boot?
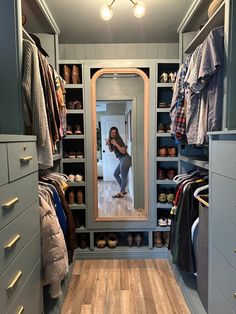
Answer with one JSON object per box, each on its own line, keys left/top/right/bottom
{"left": 154, "top": 231, "right": 163, "bottom": 247}
{"left": 134, "top": 233, "right": 142, "bottom": 247}
{"left": 63, "top": 65, "right": 71, "bottom": 84}
{"left": 127, "top": 234, "right": 133, "bottom": 247}
{"left": 68, "top": 189, "right": 75, "bottom": 205}
{"left": 77, "top": 190, "right": 83, "bottom": 205}
{"left": 163, "top": 231, "right": 170, "bottom": 247}
{"left": 71, "top": 65, "right": 80, "bottom": 84}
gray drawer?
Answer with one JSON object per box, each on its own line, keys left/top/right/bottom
{"left": 0, "top": 202, "right": 40, "bottom": 275}
{"left": 211, "top": 246, "right": 236, "bottom": 312}
{"left": 0, "top": 231, "right": 40, "bottom": 313}
{"left": 211, "top": 140, "right": 236, "bottom": 179}
{"left": 212, "top": 210, "right": 236, "bottom": 270}
{"left": 7, "top": 259, "right": 42, "bottom": 314}
{"left": 7, "top": 142, "right": 38, "bottom": 182}
{"left": 212, "top": 173, "right": 236, "bottom": 225}
{"left": 209, "top": 281, "right": 235, "bottom": 314}
{"left": 0, "top": 172, "right": 38, "bottom": 230}
{"left": 0, "top": 144, "right": 8, "bottom": 186}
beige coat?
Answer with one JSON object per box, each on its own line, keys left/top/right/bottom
{"left": 39, "top": 194, "right": 69, "bottom": 298}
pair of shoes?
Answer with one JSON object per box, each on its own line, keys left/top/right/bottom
{"left": 67, "top": 100, "right": 83, "bottom": 110}
{"left": 63, "top": 65, "right": 81, "bottom": 84}
{"left": 67, "top": 151, "right": 84, "bottom": 159}
{"left": 154, "top": 231, "right": 170, "bottom": 247}
{"left": 158, "top": 189, "right": 175, "bottom": 204}
{"left": 127, "top": 233, "right": 142, "bottom": 247}
{"left": 96, "top": 233, "right": 119, "bottom": 249}
{"left": 157, "top": 168, "right": 177, "bottom": 180}
{"left": 66, "top": 125, "right": 83, "bottom": 135}
{"left": 159, "top": 72, "right": 176, "bottom": 83}
{"left": 158, "top": 147, "right": 177, "bottom": 157}
{"left": 158, "top": 102, "right": 171, "bottom": 108}
{"left": 68, "top": 189, "right": 84, "bottom": 205}
{"left": 157, "top": 123, "right": 171, "bottom": 133}
{"left": 158, "top": 218, "right": 172, "bottom": 227}
{"left": 68, "top": 174, "right": 83, "bottom": 182}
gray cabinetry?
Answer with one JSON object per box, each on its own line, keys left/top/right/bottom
{"left": 0, "top": 135, "right": 42, "bottom": 314}
{"left": 209, "top": 132, "right": 236, "bottom": 314}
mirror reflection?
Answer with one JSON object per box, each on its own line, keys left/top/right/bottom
{"left": 95, "top": 73, "right": 145, "bottom": 219}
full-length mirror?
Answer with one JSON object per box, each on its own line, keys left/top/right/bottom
{"left": 91, "top": 68, "right": 149, "bottom": 221}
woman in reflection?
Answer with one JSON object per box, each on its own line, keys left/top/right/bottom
{"left": 106, "top": 126, "right": 131, "bottom": 198}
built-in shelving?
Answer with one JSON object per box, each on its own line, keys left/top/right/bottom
{"left": 62, "top": 158, "right": 85, "bottom": 163}
{"left": 179, "top": 156, "right": 209, "bottom": 170}
{"left": 156, "top": 157, "right": 179, "bottom": 162}
{"left": 185, "top": 1, "right": 225, "bottom": 53}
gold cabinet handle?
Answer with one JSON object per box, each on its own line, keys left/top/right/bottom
{"left": 2, "top": 197, "right": 19, "bottom": 208}
{"left": 16, "top": 305, "right": 24, "bottom": 314}
{"left": 20, "top": 156, "right": 33, "bottom": 162}
{"left": 7, "top": 270, "right": 22, "bottom": 290}
{"left": 4, "top": 234, "right": 21, "bottom": 249}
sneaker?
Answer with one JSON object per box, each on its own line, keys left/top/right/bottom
{"left": 68, "top": 151, "right": 76, "bottom": 159}
{"left": 75, "top": 174, "right": 83, "bottom": 182}
{"left": 66, "top": 125, "right": 73, "bottom": 135}
{"left": 76, "top": 151, "right": 84, "bottom": 158}
{"left": 74, "top": 125, "right": 82, "bottom": 135}
{"left": 166, "top": 190, "right": 175, "bottom": 204}
{"left": 158, "top": 191, "right": 167, "bottom": 203}
{"left": 157, "top": 123, "right": 166, "bottom": 133}
{"left": 167, "top": 218, "right": 172, "bottom": 226}
{"left": 68, "top": 174, "right": 75, "bottom": 182}
{"left": 158, "top": 218, "right": 168, "bottom": 227}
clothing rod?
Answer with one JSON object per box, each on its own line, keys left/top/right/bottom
{"left": 22, "top": 28, "right": 35, "bottom": 44}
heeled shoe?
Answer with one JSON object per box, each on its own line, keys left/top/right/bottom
{"left": 160, "top": 72, "right": 168, "bottom": 83}
{"left": 107, "top": 233, "right": 119, "bottom": 249}
{"left": 134, "top": 233, "right": 142, "bottom": 247}
{"left": 96, "top": 233, "right": 106, "bottom": 248}
{"left": 68, "top": 189, "right": 75, "bottom": 205}
{"left": 127, "top": 233, "right": 133, "bottom": 247}
{"left": 63, "top": 65, "right": 71, "bottom": 84}
{"left": 72, "top": 65, "right": 80, "bottom": 84}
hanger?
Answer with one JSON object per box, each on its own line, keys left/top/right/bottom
{"left": 194, "top": 184, "right": 209, "bottom": 207}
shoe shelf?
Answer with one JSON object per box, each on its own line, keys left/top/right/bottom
{"left": 157, "top": 83, "right": 175, "bottom": 88}
{"left": 68, "top": 181, "right": 86, "bottom": 187}
{"left": 156, "top": 108, "right": 170, "bottom": 113}
{"left": 66, "top": 109, "right": 84, "bottom": 114}
{"left": 156, "top": 226, "right": 171, "bottom": 232}
{"left": 156, "top": 179, "right": 176, "bottom": 185}
{"left": 69, "top": 203, "right": 86, "bottom": 210}
{"left": 63, "top": 135, "right": 85, "bottom": 139}
{"left": 156, "top": 157, "right": 179, "bottom": 161}
{"left": 179, "top": 156, "right": 209, "bottom": 170}
{"left": 65, "top": 84, "right": 83, "bottom": 89}
{"left": 156, "top": 133, "right": 171, "bottom": 137}
{"left": 62, "top": 158, "right": 85, "bottom": 163}
{"left": 156, "top": 203, "right": 173, "bottom": 209}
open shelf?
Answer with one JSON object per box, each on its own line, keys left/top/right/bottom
{"left": 185, "top": 1, "right": 225, "bottom": 53}
{"left": 156, "top": 108, "right": 170, "bottom": 112}
{"left": 157, "top": 83, "right": 175, "bottom": 88}
{"left": 179, "top": 156, "right": 209, "bottom": 170}
{"left": 156, "top": 226, "right": 171, "bottom": 232}
{"left": 65, "top": 84, "right": 83, "bottom": 89}
{"left": 67, "top": 181, "right": 86, "bottom": 187}
{"left": 156, "top": 179, "right": 177, "bottom": 185}
{"left": 62, "top": 158, "right": 85, "bottom": 163}
{"left": 63, "top": 135, "right": 85, "bottom": 139}
{"left": 156, "top": 203, "right": 173, "bottom": 209}
{"left": 67, "top": 109, "right": 84, "bottom": 114}
{"left": 156, "top": 157, "right": 179, "bottom": 162}
{"left": 156, "top": 133, "right": 171, "bottom": 137}
{"left": 69, "top": 203, "right": 86, "bottom": 210}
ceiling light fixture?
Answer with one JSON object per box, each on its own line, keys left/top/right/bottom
{"left": 100, "top": 0, "right": 146, "bottom": 21}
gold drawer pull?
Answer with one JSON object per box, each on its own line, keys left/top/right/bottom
{"left": 20, "top": 156, "right": 33, "bottom": 162}
{"left": 7, "top": 270, "right": 22, "bottom": 290}
{"left": 16, "top": 305, "right": 24, "bottom": 314}
{"left": 4, "top": 234, "right": 21, "bottom": 249}
{"left": 2, "top": 197, "right": 19, "bottom": 208}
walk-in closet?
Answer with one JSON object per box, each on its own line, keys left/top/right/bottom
{"left": 0, "top": 0, "right": 235, "bottom": 313}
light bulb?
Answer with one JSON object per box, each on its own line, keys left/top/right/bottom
{"left": 100, "top": 4, "right": 113, "bottom": 21}
{"left": 133, "top": 1, "right": 146, "bottom": 18}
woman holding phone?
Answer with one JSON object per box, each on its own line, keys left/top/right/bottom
{"left": 105, "top": 126, "right": 131, "bottom": 198}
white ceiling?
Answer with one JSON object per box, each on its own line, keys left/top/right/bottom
{"left": 43, "top": 0, "right": 194, "bottom": 44}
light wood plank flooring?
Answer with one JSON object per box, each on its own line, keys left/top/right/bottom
{"left": 61, "top": 259, "right": 190, "bottom": 314}
{"left": 98, "top": 180, "right": 145, "bottom": 218}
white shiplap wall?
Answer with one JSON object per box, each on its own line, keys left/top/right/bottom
{"left": 59, "top": 43, "right": 179, "bottom": 60}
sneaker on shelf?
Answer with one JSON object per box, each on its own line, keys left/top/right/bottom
{"left": 66, "top": 125, "right": 73, "bottom": 135}
{"left": 157, "top": 123, "right": 166, "bottom": 133}
{"left": 157, "top": 168, "right": 166, "bottom": 180}
{"left": 167, "top": 147, "right": 177, "bottom": 157}
{"left": 68, "top": 174, "right": 75, "bottom": 182}
{"left": 158, "top": 218, "right": 168, "bottom": 227}
{"left": 158, "top": 147, "right": 168, "bottom": 157}
{"left": 75, "top": 174, "right": 83, "bottom": 182}
{"left": 68, "top": 151, "right": 76, "bottom": 159}
{"left": 74, "top": 125, "right": 82, "bottom": 135}
{"left": 166, "top": 190, "right": 175, "bottom": 204}
{"left": 167, "top": 218, "right": 172, "bottom": 226}
{"left": 160, "top": 72, "right": 168, "bottom": 83}
{"left": 74, "top": 100, "right": 83, "bottom": 109}
{"left": 76, "top": 151, "right": 84, "bottom": 158}
{"left": 63, "top": 151, "right": 69, "bottom": 158}
{"left": 67, "top": 101, "right": 75, "bottom": 109}
{"left": 166, "top": 168, "right": 177, "bottom": 180}
{"left": 158, "top": 191, "right": 167, "bottom": 203}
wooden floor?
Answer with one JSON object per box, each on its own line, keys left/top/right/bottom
{"left": 61, "top": 259, "right": 190, "bottom": 314}
{"left": 97, "top": 180, "right": 145, "bottom": 218}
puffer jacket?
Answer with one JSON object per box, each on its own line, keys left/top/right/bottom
{"left": 39, "top": 195, "right": 69, "bottom": 298}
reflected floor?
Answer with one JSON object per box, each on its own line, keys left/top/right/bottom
{"left": 98, "top": 180, "right": 145, "bottom": 218}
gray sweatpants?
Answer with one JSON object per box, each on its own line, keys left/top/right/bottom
{"left": 113, "top": 154, "right": 131, "bottom": 193}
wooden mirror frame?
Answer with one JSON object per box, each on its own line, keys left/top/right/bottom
{"left": 91, "top": 68, "right": 149, "bottom": 221}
